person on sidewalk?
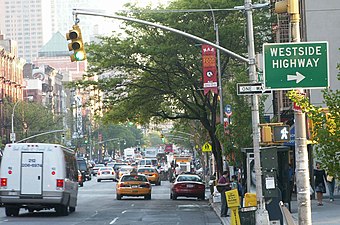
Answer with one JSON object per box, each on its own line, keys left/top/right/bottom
{"left": 314, "top": 162, "right": 327, "bottom": 206}
{"left": 326, "top": 171, "right": 335, "bottom": 202}
{"left": 217, "top": 171, "right": 231, "bottom": 217}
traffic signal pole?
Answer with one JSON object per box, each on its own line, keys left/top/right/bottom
{"left": 244, "top": 0, "right": 269, "bottom": 224}
{"left": 290, "top": 0, "right": 312, "bottom": 224}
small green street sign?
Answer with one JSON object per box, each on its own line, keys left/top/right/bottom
{"left": 263, "top": 42, "right": 329, "bottom": 90}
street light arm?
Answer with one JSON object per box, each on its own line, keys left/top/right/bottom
{"left": 17, "top": 129, "right": 66, "bottom": 143}
{"left": 73, "top": 9, "right": 249, "bottom": 63}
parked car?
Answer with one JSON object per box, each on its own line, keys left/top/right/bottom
{"left": 137, "top": 167, "right": 161, "bottom": 186}
{"left": 170, "top": 174, "right": 205, "bottom": 200}
{"left": 92, "top": 163, "right": 105, "bottom": 176}
{"left": 116, "top": 173, "right": 151, "bottom": 200}
{"left": 97, "top": 167, "right": 116, "bottom": 182}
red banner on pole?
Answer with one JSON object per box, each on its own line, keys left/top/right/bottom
{"left": 202, "top": 44, "right": 218, "bottom": 95}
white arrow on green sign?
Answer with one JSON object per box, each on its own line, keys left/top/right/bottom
{"left": 263, "top": 41, "right": 329, "bottom": 90}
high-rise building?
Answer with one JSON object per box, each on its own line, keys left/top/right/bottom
{"left": 0, "top": 0, "right": 54, "bottom": 63}
{"left": 0, "top": 0, "right": 113, "bottom": 64}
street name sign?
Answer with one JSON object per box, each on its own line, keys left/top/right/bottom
{"left": 237, "top": 83, "right": 272, "bottom": 95}
{"left": 263, "top": 42, "right": 329, "bottom": 90}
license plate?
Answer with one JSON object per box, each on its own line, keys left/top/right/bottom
{"left": 131, "top": 185, "right": 138, "bottom": 188}
{"left": 187, "top": 184, "right": 194, "bottom": 188}
{"left": 8, "top": 192, "right": 17, "bottom": 196}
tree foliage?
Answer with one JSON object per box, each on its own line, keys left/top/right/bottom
{"left": 74, "top": 0, "right": 273, "bottom": 174}
{"left": 2, "top": 100, "right": 63, "bottom": 144}
{"left": 287, "top": 89, "right": 340, "bottom": 178}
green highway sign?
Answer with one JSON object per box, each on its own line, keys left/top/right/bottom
{"left": 263, "top": 42, "right": 329, "bottom": 90}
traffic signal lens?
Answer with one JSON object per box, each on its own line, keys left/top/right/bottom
{"left": 72, "top": 42, "right": 81, "bottom": 50}
{"left": 75, "top": 51, "right": 85, "bottom": 61}
{"left": 69, "top": 31, "right": 79, "bottom": 39}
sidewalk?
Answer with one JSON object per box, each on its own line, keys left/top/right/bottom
{"left": 209, "top": 193, "right": 340, "bottom": 225}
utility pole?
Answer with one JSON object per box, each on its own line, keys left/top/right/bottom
{"left": 290, "top": 0, "right": 312, "bottom": 224}
{"left": 244, "top": 0, "right": 269, "bottom": 224}
{"left": 274, "top": 0, "right": 312, "bottom": 224}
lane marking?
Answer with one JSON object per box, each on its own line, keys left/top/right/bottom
{"left": 122, "top": 210, "right": 127, "bottom": 214}
{"left": 109, "top": 217, "right": 119, "bottom": 224}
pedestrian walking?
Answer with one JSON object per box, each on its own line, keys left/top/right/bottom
{"left": 217, "top": 171, "right": 231, "bottom": 217}
{"left": 175, "top": 164, "right": 181, "bottom": 176}
{"left": 314, "top": 162, "right": 327, "bottom": 206}
{"left": 326, "top": 171, "right": 335, "bottom": 202}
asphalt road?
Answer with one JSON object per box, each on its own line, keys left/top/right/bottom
{"left": 0, "top": 177, "right": 222, "bottom": 225}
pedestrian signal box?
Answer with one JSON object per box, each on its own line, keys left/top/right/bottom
{"left": 273, "top": 126, "right": 290, "bottom": 142}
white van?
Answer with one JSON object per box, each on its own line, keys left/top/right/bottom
{"left": 0, "top": 143, "right": 78, "bottom": 216}
{"left": 138, "top": 158, "right": 158, "bottom": 168}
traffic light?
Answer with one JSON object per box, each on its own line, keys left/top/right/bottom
{"left": 274, "top": 0, "right": 299, "bottom": 14}
{"left": 272, "top": 125, "right": 290, "bottom": 142}
{"left": 66, "top": 24, "right": 86, "bottom": 62}
{"left": 84, "top": 135, "right": 88, "bottom": 144}
{"left": 160, "top": 133, "right": 165, "bottom": 143}
{"left": 261, "top": 126, "right": 272, "bottom": 143}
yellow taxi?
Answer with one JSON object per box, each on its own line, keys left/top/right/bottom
{"left": 116, "top": 173, "right": 152, "bottom": 200}
{"left": 137, "top": 167, "right": 161, "bottom": 186}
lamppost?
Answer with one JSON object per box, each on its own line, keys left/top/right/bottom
{"left": 11, "top": 101, "right": 20, "bottom": 143}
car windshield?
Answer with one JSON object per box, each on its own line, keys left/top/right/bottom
{"left": 138, "top": 168, "right": 155, "bottom": 173}
{"left": 177, "top": 175, "right": 202, "bottom": 182}
{"left": 99, "top": 167, "right": 113, "bottom": 171}
{"left": 120, "top": 167, "right": 133, "bottom": 172}
{"left": 94, "top": 164, "right": 105, "bottom": 168}
{"left": 121, "top": 175, "right": 148, "bottom": 182}
{"left": 77, "top": 161, "right": 87, "bottom": 170}
{"left": 114, "top": 163, "right": 127, "bottom": 170}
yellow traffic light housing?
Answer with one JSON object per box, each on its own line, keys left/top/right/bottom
{"left": 261, "top": 126, "right": 272, "bottom": 143}
{"left": 66, "top": 25, "right": 86, "bottom": 62}
{"left": 274, "top": 0, "right": 299, "bottom": 14}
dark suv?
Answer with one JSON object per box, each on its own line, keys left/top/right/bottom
{"left": 77, "top": 158, "right": 91, "bottom": 181}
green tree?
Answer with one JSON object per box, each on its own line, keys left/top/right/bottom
{"left": 75, "top": 0, "right": 273, "bottom": 174}
{"left": 2, "top": 100, "right": 63, "bottom": 144}
{"left": 288, "top": 89, "right": 340, "bottom": 178}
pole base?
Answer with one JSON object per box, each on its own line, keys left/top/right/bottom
{"left": 256, "top": 208, "right": 270, "bottom": 225}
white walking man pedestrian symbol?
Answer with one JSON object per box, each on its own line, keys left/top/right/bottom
{"left": 280, "top": 127, "right": 289, "bottom": 140}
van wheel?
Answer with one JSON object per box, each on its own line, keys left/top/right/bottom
{"left": 116, "top": 194, "right": 122, "bottom": 200}
{"left": 69, "top": 206, "right": 76, "bottom": 213}
{"left": 55, "top": 205, "right": 69, "bottom": 216}
{"left": 5, "top": 207, "right": 19, "bottom": 217}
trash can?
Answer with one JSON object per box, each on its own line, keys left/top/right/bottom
{"left": 239, "top": 206, "right": 256, "bottom": 225}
